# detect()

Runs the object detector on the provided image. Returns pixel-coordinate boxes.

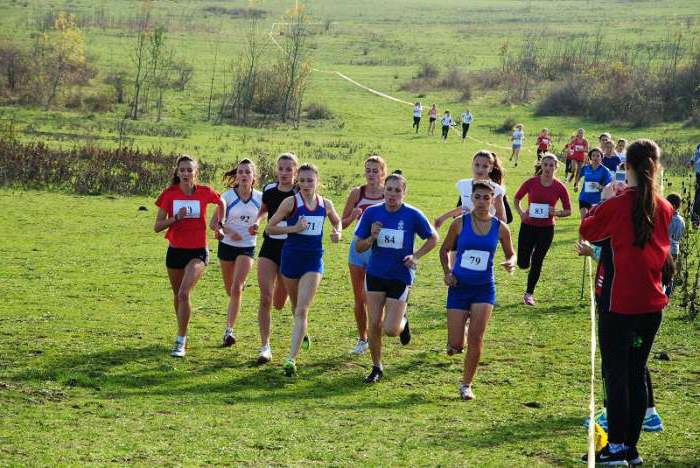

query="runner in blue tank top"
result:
[439,180,516,401]
[266,164,341,377]
[355,172,439,384]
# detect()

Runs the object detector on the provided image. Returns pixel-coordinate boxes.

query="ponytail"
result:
[473,150,505,185]
[222,158,257,188]
[626,139,660,248]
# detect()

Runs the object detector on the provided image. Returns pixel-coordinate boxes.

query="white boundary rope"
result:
[586,256,596,467]
[268,23,520,153]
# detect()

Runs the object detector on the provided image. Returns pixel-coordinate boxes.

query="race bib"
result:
[173,200,200,219]
[529,203,549,219]
[584,181,599,193]
[376,228,404,250]
[269,220,287,240]
[615,171,626,182]
[232,214,253,225]
[460,250,489,271]
[541,139,549,145]
[575,145,584,152]
[299,216,324,236]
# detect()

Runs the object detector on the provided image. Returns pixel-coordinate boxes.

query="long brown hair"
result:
[171,155,197,185]
[626,139,660,248]
[222,158,257,188]
[473,150,504,185]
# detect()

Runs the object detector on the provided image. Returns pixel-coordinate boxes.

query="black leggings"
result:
[599,311,662,446]
[462,123,470,139]
[603,365,655,408]
[441,125,450,139]
[693,173,700,224]
[517,223,554,294]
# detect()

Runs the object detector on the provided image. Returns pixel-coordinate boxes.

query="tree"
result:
[30,12,87,109]
[129,2,151,119]
[279,4,312,124]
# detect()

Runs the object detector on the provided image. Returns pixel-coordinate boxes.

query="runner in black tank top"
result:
[255,153,298,364]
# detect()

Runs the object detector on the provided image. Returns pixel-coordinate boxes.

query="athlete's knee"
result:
[177,288,192,304]
[383,322,401,337]
[230,281,245,298]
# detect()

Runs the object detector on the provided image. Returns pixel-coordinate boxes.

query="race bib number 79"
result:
[173,200,201,219]
[460,250,489,271]
[376,228,404,249]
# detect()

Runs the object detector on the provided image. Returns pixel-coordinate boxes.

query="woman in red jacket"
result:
[154,155,226,358]
[579,139,673,465]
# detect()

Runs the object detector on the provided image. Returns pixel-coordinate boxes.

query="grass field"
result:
[1,0,700,465]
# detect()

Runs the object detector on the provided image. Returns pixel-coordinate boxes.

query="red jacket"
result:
[580,188,672,315]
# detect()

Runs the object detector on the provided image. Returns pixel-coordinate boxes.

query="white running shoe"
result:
[171,340,186,358]
[350,339,369,355]
[257,345,272,364]
[459,383,475,400]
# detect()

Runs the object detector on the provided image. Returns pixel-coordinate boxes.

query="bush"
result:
[495,116,517,134]
[416,62,439,80]
[304,102,334,120]
[0,138,220,195]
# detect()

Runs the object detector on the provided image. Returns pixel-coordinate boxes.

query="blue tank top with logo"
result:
[283,193,326,253]
[452,214,500,286]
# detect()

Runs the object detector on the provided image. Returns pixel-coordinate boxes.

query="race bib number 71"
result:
[376,228,404,249]
[299,216,324,236]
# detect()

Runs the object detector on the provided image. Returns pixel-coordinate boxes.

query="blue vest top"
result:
[452,214,500,286]
[283,193,326,252]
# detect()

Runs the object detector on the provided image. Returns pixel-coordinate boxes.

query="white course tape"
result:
[586,256,596,467]
[268,23,524,153]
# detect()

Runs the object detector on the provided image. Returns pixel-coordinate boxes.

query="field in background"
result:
[1,0,699,465]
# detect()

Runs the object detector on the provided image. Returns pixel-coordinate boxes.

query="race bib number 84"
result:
[173,200,201,219]
[460,250,489,271]
[529,203,549,219]
[377,228,404,249]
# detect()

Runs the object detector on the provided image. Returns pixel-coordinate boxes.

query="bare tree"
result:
[129,7,150,119]
[279,5,310,123]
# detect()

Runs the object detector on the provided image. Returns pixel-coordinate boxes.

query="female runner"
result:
[513,154,571,306]
[574,148,612,219]
[154,155,226,357]
[439,180,516,400]
[255,153,298,364]
[341,155,387,354]
[355,172,439,383]
[266,164,342,376]
[434,150,507,229]
[214,159,263,347]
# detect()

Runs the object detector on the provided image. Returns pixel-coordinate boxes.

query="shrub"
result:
[0,138,220,195]
[495,116,517,134]
[416,62,439,80]
[304,102,334,120]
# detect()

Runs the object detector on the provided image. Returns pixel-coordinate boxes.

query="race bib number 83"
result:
[460,250,489,271]
[377,228,404,249]
[529,203,549,219]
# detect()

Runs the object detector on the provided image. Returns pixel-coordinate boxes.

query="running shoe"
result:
[580,444,628,465]
[350,339,369,355]
[642,412,664,432]
[626,446,643,466]
[170,340,186,358]
[459,383,475,401]
[583,409,608,432]
[302,335,311,351]
[222,328,236,348]
[363,365,383,384]
[257,345,272,364]
[283,358,296,377]
[523,293,536,306]
[399,315,411,345]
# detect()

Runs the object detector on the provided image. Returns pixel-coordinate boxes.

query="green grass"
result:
[1,0,700,465]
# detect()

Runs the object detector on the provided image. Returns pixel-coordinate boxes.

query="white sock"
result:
[645,407,658,418]
[225,327,233,334]
[176,335,186,344]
